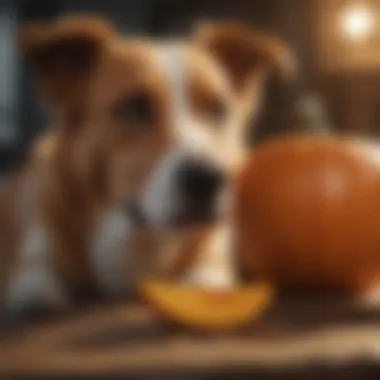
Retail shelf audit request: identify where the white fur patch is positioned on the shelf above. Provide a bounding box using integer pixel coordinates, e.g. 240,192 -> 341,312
90,210 -> 133,296
139,44 -> 188,228
156,43 -> 188,122
140,44 -> 231,228
140,148 -> 183,229
155,44 -> 229,167
6,225 -> 68,313
184,224 -> 237,289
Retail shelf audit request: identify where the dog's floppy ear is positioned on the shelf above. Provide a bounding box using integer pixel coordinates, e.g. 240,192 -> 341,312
20,15 -> 114,114
194,22 -> 295,95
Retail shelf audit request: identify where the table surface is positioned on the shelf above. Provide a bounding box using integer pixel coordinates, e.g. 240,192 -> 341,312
1,295 -> 380,379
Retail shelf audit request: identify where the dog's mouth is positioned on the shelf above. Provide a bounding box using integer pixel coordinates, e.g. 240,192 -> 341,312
173,201 -> 219,228
125,192 -> 224,230
125,202 -> 217,229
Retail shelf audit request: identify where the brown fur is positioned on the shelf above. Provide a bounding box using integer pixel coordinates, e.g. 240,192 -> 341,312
0,15 -> 292,304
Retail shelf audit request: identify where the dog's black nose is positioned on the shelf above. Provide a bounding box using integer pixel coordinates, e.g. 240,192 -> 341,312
177,160 -> 225,203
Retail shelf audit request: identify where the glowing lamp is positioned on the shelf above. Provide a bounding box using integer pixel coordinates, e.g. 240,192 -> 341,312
340,3 -> 375,41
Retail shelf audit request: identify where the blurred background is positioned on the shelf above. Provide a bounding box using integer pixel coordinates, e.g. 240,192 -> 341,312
3,0 -> 380,173
2,1 -> 380,377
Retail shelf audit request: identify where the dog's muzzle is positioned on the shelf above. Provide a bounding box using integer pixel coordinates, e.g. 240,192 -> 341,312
126,160 -> 226,229
175,160 -> 226,226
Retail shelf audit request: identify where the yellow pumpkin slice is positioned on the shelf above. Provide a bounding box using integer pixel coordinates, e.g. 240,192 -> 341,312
138,280 -> 274,331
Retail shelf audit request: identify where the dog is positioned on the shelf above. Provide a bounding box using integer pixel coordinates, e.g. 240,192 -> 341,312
0,15 -> 292,314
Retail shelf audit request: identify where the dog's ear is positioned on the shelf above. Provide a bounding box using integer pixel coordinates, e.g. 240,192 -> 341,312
194,22 -> 295,95
20,15 -> 114,114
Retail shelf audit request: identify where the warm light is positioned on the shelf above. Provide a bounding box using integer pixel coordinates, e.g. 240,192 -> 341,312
340,3 -> 375,41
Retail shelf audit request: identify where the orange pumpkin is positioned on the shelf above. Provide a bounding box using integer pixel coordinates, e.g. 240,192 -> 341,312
235,136 -> 380,294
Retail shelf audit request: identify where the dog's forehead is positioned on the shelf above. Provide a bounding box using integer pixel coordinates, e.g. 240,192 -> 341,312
100,39 -> 230,97
95,40 -> 164,88
154,42 -> 229,88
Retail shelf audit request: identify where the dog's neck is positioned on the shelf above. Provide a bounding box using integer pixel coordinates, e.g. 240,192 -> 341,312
33,130 -> 218,292
130,223 -> 214,279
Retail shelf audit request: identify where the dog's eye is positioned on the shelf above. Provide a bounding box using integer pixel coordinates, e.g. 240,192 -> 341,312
111,92 -> 154,128
201,98 -> 228,124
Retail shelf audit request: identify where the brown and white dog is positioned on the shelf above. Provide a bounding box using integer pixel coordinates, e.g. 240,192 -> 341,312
0,15 -> 292,314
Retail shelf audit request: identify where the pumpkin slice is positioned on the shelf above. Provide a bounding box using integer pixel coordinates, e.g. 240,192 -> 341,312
138,280 -> 274,331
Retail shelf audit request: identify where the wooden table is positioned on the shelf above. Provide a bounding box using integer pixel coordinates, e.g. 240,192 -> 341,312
1,296 -> 380,379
